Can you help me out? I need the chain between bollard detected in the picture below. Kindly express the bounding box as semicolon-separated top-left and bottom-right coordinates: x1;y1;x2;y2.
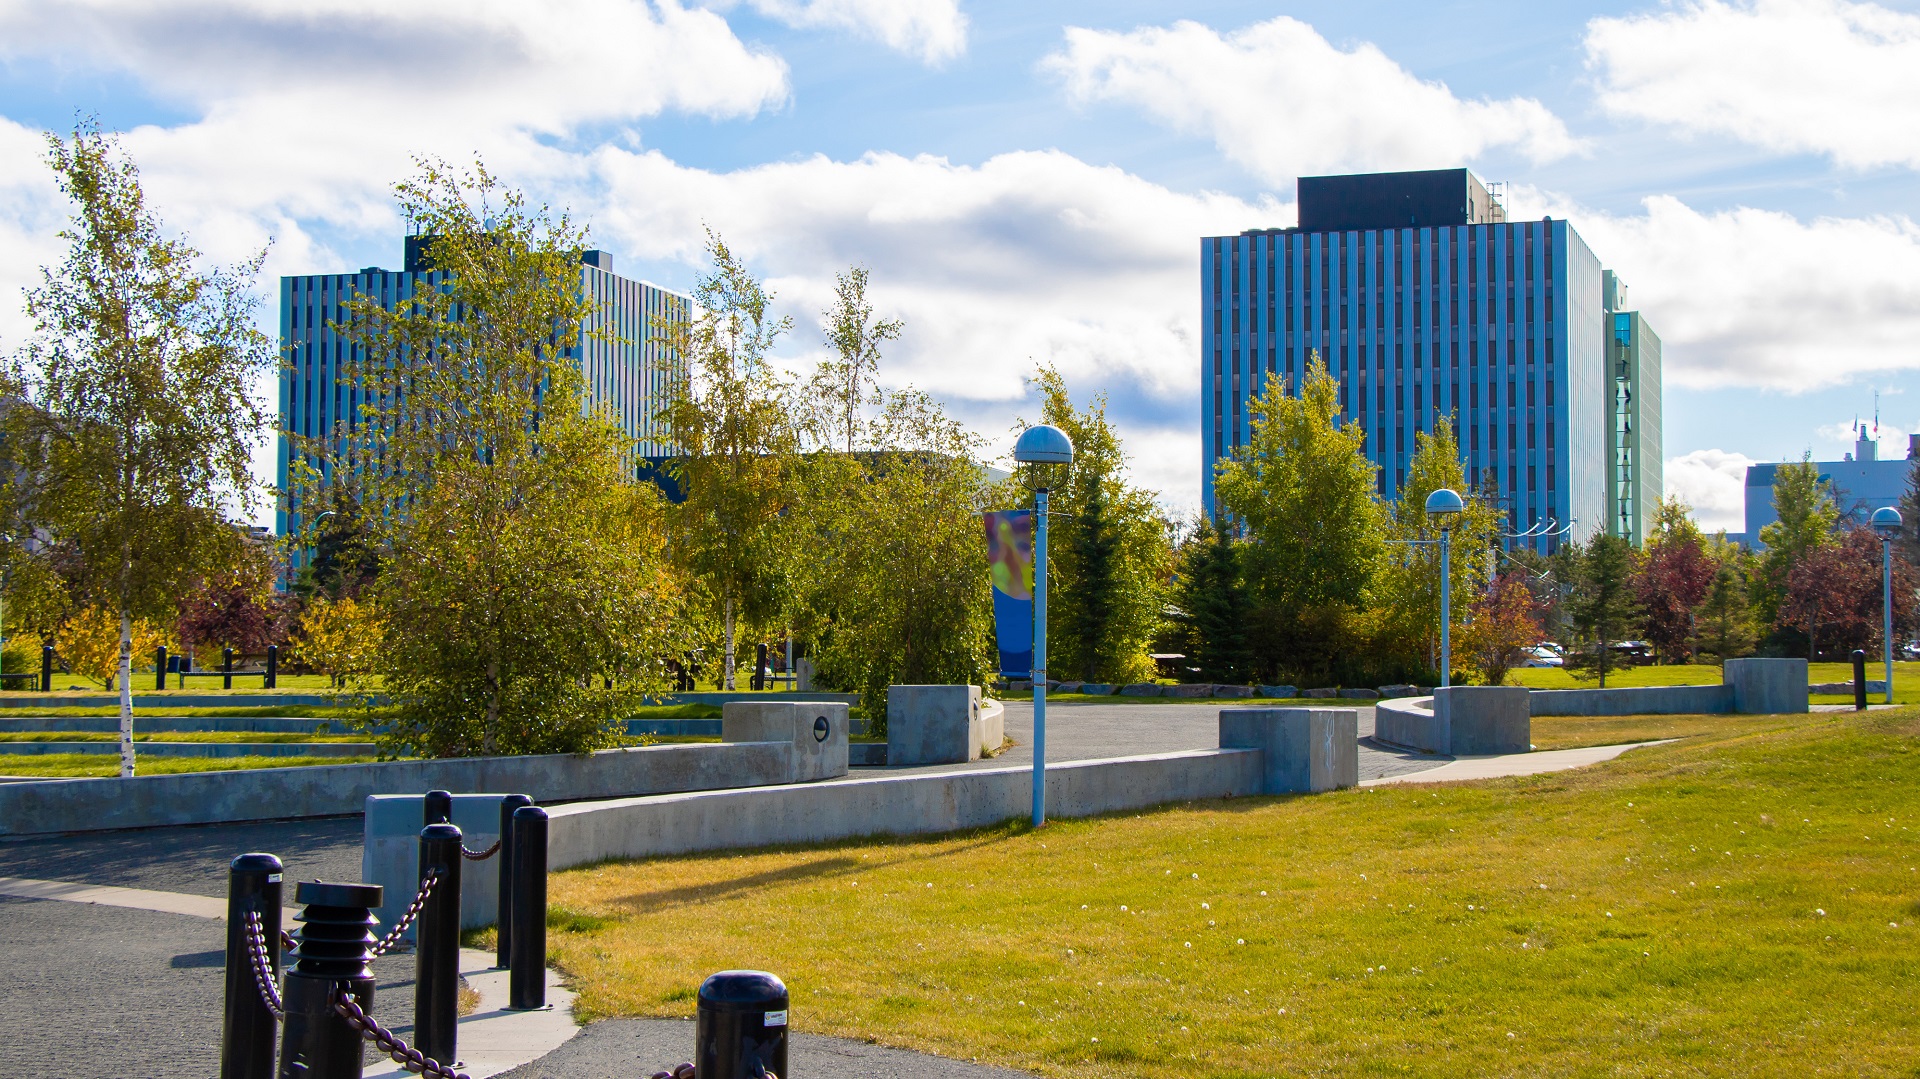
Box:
332;983;472;1079
370;871;438;958
280;927;298;953
460;839;502;861
648;1065;698;1079
242;911;286;1020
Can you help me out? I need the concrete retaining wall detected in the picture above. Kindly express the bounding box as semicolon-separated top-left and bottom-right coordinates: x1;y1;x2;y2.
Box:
0;740;795;837
545;749;1265;871
1527;684;1733;716
0;740;377;758
1375;696;1445;753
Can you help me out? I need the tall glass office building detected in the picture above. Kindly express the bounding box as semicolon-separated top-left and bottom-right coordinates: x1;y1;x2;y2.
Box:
1201;168;1662;550
275;237;689;544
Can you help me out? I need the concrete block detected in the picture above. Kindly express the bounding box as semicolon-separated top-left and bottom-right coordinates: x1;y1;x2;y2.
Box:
1374;696;1445;753
1167;683;1214;698
1079;683;1117;696
979;698;1006;754
1120;683;1163;697
1811;680;1886;695
1527;684;1732;717
723;700;850;782
849;743;887;767
1256;685;1297;699
1726;658;1809;714
364;793;513;936
1303;688;1339;699
1435;686;1530;755
1219;708;1359;792
1213;685;1255;698
885;685;983;766
1338;688;1381;700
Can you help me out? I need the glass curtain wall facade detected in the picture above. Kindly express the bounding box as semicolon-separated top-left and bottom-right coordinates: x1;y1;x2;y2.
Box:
275;242;689;548
1201;217;1608;550
1602;271;1663;545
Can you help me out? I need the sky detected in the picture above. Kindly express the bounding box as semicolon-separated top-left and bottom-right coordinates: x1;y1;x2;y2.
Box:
4;0;1920;533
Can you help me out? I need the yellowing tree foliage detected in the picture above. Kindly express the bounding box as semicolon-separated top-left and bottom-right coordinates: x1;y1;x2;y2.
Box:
291;596;384;689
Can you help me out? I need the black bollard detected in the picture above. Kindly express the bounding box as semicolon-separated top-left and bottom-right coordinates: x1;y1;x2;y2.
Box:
508;805;549;1009
155;646;168;693
416;823;464;1068
40;643;52;693
277;880;381;1079
221;853;284;1079
223;646;234;690
696;970;789;1079
1854;649;1869;711
424;789;453;826
266;645;278;689
495;794;533;969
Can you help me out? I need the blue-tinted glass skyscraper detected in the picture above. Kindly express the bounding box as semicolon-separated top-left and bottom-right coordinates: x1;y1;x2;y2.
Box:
1202;168;1662;550
275;238;689;546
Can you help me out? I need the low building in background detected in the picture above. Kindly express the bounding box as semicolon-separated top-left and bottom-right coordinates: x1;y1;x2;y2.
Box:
1742;424;1913;547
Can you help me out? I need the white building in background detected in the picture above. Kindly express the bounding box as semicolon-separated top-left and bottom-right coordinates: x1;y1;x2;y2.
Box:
1742;423;1912;547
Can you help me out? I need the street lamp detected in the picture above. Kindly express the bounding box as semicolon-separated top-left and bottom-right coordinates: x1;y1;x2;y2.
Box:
1426;488;1464;689
1013;423;1073;827
1872;506;1902;705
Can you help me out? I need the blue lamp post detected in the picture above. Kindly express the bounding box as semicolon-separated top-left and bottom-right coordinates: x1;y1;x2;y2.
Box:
1425;488;1464;688
1872;506;1902;705
1013;423;1073;827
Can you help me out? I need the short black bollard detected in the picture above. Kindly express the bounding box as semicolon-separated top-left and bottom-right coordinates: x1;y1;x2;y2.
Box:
1854;649;1869;711
40;643;52;693
221;853;283;1079
155;646;168;692
424;789;453;826
696;970;789;1079
266;645;278;689
417;823;464;1068
495;794;534;969
224;646;235;690
277;880;381;1079
508;805;549;1009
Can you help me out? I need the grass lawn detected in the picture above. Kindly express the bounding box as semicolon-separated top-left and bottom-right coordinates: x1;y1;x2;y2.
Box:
0;753;376;777
536;708;1920;1078
1526;712;1819;752
1511;660;1920;705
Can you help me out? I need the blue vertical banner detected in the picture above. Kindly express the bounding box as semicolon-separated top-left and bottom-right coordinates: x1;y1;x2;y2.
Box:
983;510;1034;677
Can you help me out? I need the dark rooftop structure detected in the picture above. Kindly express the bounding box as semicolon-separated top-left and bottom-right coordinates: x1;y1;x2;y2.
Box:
1295;168;1505;233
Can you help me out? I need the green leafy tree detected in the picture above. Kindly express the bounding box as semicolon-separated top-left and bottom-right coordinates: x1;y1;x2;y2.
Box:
792;391;995;732
808;266;900;453
1213;355;1383;683
1753;453;1838;631
1455;571;1544;687
656;231;796;690
1022;367;1169;685
1374;419;1502;676
5;122;269;775
306;160;686;756
1563;533;1643;687
1173;517;1254;684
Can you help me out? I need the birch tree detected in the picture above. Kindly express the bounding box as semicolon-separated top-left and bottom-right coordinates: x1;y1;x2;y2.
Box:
7;121;268;776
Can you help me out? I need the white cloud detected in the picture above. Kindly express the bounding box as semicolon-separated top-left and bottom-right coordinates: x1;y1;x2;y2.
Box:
1587;0;1920;170
1666;448;1757;532
733;0;966;64
1043;17;1582;185
579;146;1277;511
1506;186;1920;393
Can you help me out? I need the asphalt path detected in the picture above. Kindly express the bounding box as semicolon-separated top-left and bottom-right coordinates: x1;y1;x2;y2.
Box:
495;1018;1034;1079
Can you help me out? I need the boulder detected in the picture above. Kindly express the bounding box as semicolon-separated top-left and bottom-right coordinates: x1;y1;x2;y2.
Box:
1079;683;1117;696
1007;679;1032;692
1377;684;1418;699
1303;687;1340;699
1213;684;1256;698
1338;688;1381;700
1054;681;1085;694
1120;683;1164;697
1166;683;1214;698
1256;685;1297;699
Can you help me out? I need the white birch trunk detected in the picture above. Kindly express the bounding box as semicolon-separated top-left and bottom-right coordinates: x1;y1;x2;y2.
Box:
118;608;135;777
723;595;736;691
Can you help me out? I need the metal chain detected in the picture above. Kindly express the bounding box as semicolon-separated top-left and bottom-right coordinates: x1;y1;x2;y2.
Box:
369;871;437;958
460;840;502;861
647;1063;778;1079
242;911;285;1019
280;928;298;953
332;983;472;1079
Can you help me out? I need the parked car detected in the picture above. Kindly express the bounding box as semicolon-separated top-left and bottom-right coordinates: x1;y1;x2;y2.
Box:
1521;645;1563;668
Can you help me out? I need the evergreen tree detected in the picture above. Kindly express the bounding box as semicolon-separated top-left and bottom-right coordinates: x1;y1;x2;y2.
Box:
1563;533;1642;687
1175;518;1253;684
1693;560;1756;663
1063;477;1120;681
1753;453;1837;630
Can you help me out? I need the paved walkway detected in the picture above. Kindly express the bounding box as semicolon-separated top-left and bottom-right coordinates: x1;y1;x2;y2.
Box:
1360;740;1677;786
